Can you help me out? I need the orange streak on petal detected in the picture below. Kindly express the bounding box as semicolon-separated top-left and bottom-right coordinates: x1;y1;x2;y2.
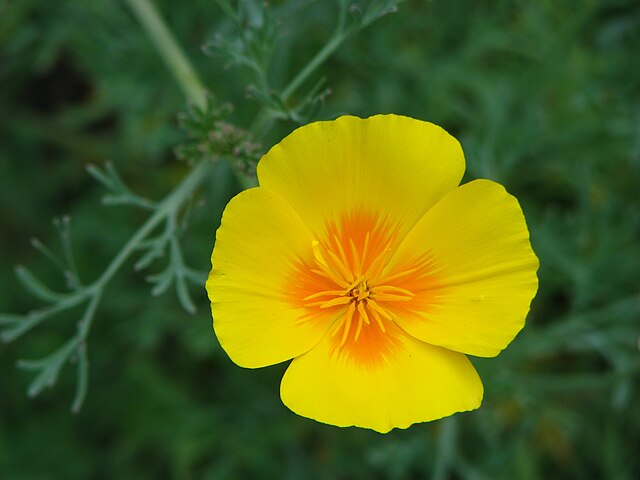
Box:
373;293;414;302
331;315;402;370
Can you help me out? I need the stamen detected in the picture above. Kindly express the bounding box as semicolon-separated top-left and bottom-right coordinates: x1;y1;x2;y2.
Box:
354;311;364;341
310;268;349;288
369;306;386;333
357;302;370;325
333;234;350;270
305;300;334;308
378;255;435;284
372;293;414;302
303;289;349;301
326;249;355;284
364;245;393;282
373;285;415;300
340;301;356;346
319;296;353;309
303;225;419;349
378;265;423;284
311;240;328;268
368;299;394;320
310;241;350;287
346;277;362;290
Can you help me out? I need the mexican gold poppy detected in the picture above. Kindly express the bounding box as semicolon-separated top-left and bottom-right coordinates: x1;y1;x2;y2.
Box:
206;114;538;433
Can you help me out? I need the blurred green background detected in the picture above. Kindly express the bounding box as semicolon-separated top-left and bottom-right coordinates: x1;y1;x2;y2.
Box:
1;0;639;478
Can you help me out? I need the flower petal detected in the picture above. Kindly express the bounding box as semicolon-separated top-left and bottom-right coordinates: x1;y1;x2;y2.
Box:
280;321;483;433
207;187;332;368
386;179;539;357
257;114;465;239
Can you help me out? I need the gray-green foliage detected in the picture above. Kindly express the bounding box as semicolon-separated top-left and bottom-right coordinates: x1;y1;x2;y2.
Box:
1;0;639;478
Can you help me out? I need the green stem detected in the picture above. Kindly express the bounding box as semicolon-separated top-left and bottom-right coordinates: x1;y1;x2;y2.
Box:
250;27;350;136
96;161;212;288
125;0;208;109
281;30;348;101
433;417;458;480
126;0;256;185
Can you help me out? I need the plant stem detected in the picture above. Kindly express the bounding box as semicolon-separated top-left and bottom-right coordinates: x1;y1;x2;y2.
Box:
433;417;458;480
250;27;350;136
125;0;208;109
281;31;347;102
96;160;212;288
126;0;257;185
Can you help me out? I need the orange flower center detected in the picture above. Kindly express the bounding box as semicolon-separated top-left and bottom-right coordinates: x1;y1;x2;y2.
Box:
303;237;415;347
287;211;441;367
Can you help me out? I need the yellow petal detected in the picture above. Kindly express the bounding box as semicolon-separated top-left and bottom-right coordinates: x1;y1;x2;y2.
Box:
386;179;539;357
257;114;465;241
280;321;483;433
207;187;333;368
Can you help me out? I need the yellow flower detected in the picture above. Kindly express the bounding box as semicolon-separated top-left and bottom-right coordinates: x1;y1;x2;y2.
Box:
206;114;539;433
